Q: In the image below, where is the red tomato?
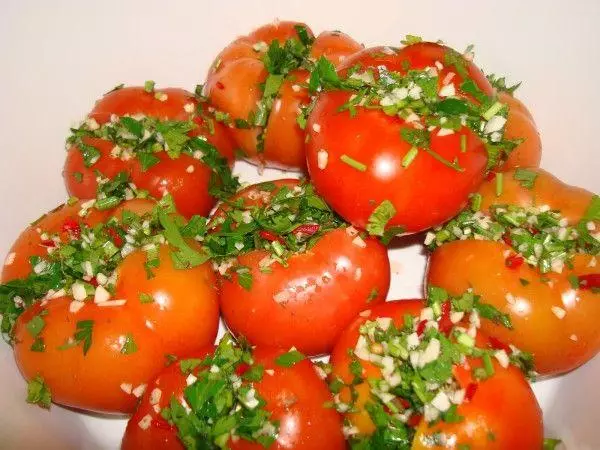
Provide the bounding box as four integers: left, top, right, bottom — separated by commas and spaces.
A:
428, 169, 600, 376
497, 92, 541, 170
205, 21, 361, 170
3, 199, 219, 413
330, 300, 543, 449
214, 179, 390, 356
122, 346, 345, 450
63, 86, 235, 218
306, 43, 495, 234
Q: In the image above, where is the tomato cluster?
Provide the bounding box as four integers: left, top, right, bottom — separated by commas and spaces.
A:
0, 18, 597, 450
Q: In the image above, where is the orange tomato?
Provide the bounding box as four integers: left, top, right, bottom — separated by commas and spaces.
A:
63, 86, 235, 218
205, 21, 361, 170
3, 199, 219, 413
427, 168, 600, 375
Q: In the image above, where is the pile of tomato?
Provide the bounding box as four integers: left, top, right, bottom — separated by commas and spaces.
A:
1, 20, 598, 450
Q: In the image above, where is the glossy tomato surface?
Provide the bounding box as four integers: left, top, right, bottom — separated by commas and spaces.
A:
428, 168, 600, 375
306, 43, 494, 234
122, 346, 345, 450
330, 300, 543, 449
3, 200, 219, 413
215, 179, 390, 356
205, 21, 361, 170
63, 86, 235, 218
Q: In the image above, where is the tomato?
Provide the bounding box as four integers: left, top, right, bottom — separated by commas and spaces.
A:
330, 300, 543, 449
122, 346, 345, 450
3, 199, 219, 413
497, 92, 541, 170
427, 168, 600, 375
205, 21, 361, 170
63, 86, 235, 219
214, 179, 390, 356
306, 43, 494, 234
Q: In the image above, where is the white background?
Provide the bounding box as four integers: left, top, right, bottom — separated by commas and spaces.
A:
0, 1, 599, 448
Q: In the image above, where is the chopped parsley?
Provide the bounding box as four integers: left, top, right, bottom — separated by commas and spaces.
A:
275, 349, 305, 367
366, 200, 397, 237
26, 375, 52, 409
513, 168, 538, 189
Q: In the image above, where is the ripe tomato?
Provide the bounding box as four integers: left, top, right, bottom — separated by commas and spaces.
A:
428, 168, 600, 375
205, 21, 361, 170
214, 179, 390, 356
497, 92, 541, 170
3, 199, 219, 413
306, 42, 495, 234
63, 86, 235, 218
330, 300, 543, 449
122, 346, 345, 450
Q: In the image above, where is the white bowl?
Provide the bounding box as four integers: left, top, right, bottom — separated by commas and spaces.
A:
1, 1, 599, 448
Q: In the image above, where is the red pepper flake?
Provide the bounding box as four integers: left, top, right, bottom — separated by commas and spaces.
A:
216, 81, 225, 90
502, 233, 513, 247
397, 397, 411, 409
407, 413, 422, 427
464, 382, 478, 402
438, 301, 453, 335
488, 336, 512, 354
416, 320, 427, 336
107, 227, 124, 247
235, 362, 250, 376
259, 230, 284, 244
89, 277, 99, 287
505, 254, 524, 270
293, 223, 320, 236
486, 171, 497, 181
579, 274, 600, 290
62, 218, 81, 239
40, 239, 56, 248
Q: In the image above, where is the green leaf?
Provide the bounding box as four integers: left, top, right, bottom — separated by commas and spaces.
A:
158, 209, 210, 269
26, 375, 52, 409
139, 292, 154, 304
74, 320, 94, 355
137, 152, 161, 171
381, 226, 405, 245
513, 168, 538, 189
119, 116, 144, 138
30, 337, 46, 352
179, 358, 203, 374
401, 35, 423, 45
543, 438, 562, 450
144, 80, 155, 93
26, 314, 45, 338
582, 195, 600, 222
155, 120, 195, 159
236, 268, 253, 291
78, 143, 101, 167
121, 333, 138, 355
263, 74, 285, 98
275, 349, 305, 367
241, 364, 264, 382
475, 299, 512, 329
367, 200, 397, 237
486, 74, 521, 95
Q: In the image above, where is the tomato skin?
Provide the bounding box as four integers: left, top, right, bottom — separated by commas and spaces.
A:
14, 297, 164, 413
215, 179, 390, 356
497, 92, 541, 171
306, 44, 493, 234
205, 22, 361, 170
3, 200, 220, 413
122, 347, 345, 450
63, 86, 235, 218
330, 300, 543, 449
427, 168, 600, 376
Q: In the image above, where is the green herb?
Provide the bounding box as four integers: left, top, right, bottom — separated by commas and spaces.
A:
401, 147, 419, 167
73, 171, 83, 183
401, 35, 423, 45
158, 209, 210, 269
495, 172, 503, 196
26, 375, 52, 409
542, 438, 562, 450
26, 314, 45, 338
486, 74, 522, 95
368, 288, 379, 302
367, 200, 397, 237
275, 349, 305, 367
381, 226, 406, 245
236, 268, 253, 291
513, 168, 538, 189
567, 274, 580, 289
78, 143, 101, 167
74, 320, 94, 355
139, 293, 155, 304
121, 333, 138, 355
30, 337, 45, 352
144, 80, 155, 93
340, 154, 367, 172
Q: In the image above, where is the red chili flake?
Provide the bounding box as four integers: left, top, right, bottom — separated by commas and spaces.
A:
530, 228, 540, 235
40, 239, 56, 248
152, 417, 176, 432
502, 233, 513, 247
89, 277, 99, 287
579, 274, 600, 290
416, 320, 427, 336
488, 336, 512, 354
107, 227, 124, 247
407, 413, 423, 427
62, 218, 81, 238
397, 397, 411, 409
259, 230, 284, 244
293, 223, 320, 236
438, 301, 453, 335
486, 171, 497, 181
235, 362, 250, 376
464, 382, 479, 402
216, 81, 225, 90
505, 254, 524, 270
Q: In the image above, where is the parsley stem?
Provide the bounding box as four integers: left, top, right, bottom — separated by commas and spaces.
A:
340, 154, 367, 172
422, 148, 464, 172
401, 147, 419, 168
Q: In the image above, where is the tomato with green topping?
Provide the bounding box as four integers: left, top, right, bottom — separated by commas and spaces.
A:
205, 21, 361, 170
330, 298, 543, 449
306, 41, 518, 235
2, 198, 219, 413
122, 337, 345, 450
427, 168, 600, 375
210, 179, 389, 356
63, 85, 237, 219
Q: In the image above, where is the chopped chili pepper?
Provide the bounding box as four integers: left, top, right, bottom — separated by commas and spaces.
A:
578, 273, 600, 290
464, 382, 479, 402
486, 171, 496, 181
259, 230, 284, 244
502, 233, 513, 247
293, 223, 320, 236
407, 413, 423, 427
106, 227, 124, 247
416, 319, 427, 336
62, 218, 81, 238
235, 362, 250, 376
40, 239, 56, 248
438, 301, 453, 335
505, 254, 524, 269
216, 81, 225, 90
489, 336, 512, 354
